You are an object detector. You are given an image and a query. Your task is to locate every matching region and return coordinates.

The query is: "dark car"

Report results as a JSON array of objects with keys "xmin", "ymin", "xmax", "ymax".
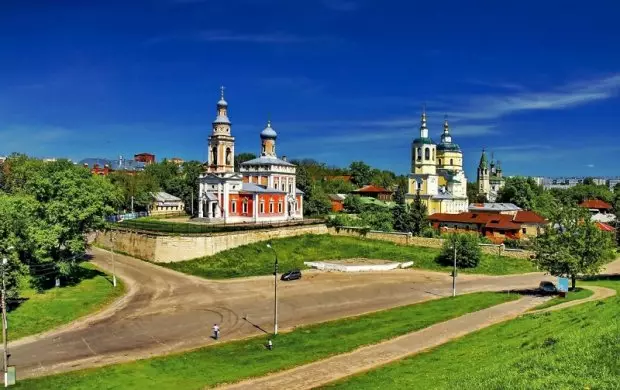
[
  {"xmin": 281, "ymin": 269, "xmax": 302, "ymax": 281},
  {"xmin": 538, "ymin": 281, "xmax": 558, "ymax": 295}
]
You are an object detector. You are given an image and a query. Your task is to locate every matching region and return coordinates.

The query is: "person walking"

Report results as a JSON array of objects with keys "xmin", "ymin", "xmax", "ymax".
[{"xmin": 212, "ymin": 323, "xmax": 220, "ymax": 340}]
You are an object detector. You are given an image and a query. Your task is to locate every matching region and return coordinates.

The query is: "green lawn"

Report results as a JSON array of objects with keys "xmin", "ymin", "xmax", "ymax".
[
  {"xmin": 15, "ymin": 292, "xmax": 517, "ymax": 390},
  {"xmin": 324, "ymin": 277, "xmax": 620, "ymax": 390},
  {"xmin": 9, "ymin": 263, "xmax": 124, "ymax": 340},
  {"xmin": 164, "ymin": 234, "xmax": 537, "ymax": 279},
  {"xmin": 530, "ymin": 287, "xmax": 594, "ymax": 310}
]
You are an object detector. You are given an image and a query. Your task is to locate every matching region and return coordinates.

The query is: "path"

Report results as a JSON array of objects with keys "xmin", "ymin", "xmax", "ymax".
[
  {"xmin": 219, "ymin": 296, "xmax": 549, "ymax": 390},
  {"xmin": 219, "ymin": 282, "xmax": 618, "ymax": 390},
  {"xmin": 7, "ymin": 250, "xmax": 617, "ymax": 380}
]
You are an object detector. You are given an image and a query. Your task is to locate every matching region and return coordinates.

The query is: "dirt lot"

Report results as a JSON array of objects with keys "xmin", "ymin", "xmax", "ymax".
[{"xmin": 8, "ymin": 248, "xmax": 550, "ymax": 379}]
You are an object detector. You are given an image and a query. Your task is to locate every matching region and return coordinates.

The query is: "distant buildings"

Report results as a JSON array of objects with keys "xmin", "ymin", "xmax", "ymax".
[
  {"xmin": 79, "ymin": 154, "xmax": 154, "ymax": 176},
  {"xmin": 169, "ymin": 157, "xmax": 184, "ymax": 165},
  {"xmin": 542, "ymin": 177, "xmax": 617, "ymax": 190}
]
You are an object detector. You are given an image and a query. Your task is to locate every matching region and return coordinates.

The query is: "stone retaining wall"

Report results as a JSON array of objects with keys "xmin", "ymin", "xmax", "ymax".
[
  {"xmin": 95, "ymin": 223, "xmax": 328, "ymax": 263},
  {"xmin": 327, "ymin": 226, "xmax": 534, "ymax": 260}
]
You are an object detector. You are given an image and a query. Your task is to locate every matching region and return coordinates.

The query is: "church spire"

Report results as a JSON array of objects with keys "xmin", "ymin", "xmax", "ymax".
[
  {"xmin": 213, "ymin": 85, "xmax": 231, "ymax": 130},
  {"xmin": 419, "ymin": 105, "xmax": 429, "ymax": 138},
  {"xmin": 479, "ymin": 148, "xmax": 488, "ymax": 168},
  {"xmin": 441, "ymin": 115, "xmax": 452, "ymax": 144}
]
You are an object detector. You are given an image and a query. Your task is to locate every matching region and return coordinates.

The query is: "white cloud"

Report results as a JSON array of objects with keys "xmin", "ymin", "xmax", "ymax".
[
  {"xmin": 450, "ymin": 74, "xmax": 620, "ymax": 120},
  {"xmin": 586, "ymin": 164, "xmax": 595, "ymax": 168}
]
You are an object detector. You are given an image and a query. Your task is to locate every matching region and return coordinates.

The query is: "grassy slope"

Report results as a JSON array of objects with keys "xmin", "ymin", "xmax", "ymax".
[
  {"xmin": 325, "ymin": 277, "xmax": 620, "ymax": 390},
  {"xmin": 15, "ymin": 292, "xmax": 517, "ymax": 390},
  {"xmin": 531, "ymin": 287, "xmax": 594, "ymax": 310},
  {"xmin": 164, "ymin": 234, "xmax": 536, "ymax": 278},
  {"xmin": 9, "ymin": 263, "xmax": 124, "ymax": 340}
]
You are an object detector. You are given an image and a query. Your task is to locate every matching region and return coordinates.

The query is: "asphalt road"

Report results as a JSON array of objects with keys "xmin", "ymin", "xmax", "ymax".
[{"xmin": 6, "ymin": 248, "xmax": 557, "ymax": 379}]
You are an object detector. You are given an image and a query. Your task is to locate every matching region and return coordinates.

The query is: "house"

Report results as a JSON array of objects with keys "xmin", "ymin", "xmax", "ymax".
[
  {"xmin": 353, "ymin": 185, "xmax": 394, "ymax": 201},
  {"xmin": 328, "ymin": 194, "xmax": 347, "ymax": 212},
  {"xmin": 134, "ymin": 153, "xmax": 156, "ymax": 165},
  {"xmin": 150, "ymin": 192, "xmax": 185, "ymax": 215},
  {"xmin": 579, "ymin": 199, "xmax": 616, "ymax": 224},
  {"xmin": 169, "ymin": 157, "xmax": 184, "ymax": 165},
  {"xmin": 321, "ymin": 175, "xmax": 353, "ymax": 183},
  {"xmin": 595, "ymin": 222, "xmax": 615, "ymax": 232},
  {"xmin": 428, "ymin": 209, "xmax": 547, "ymax": 243}
]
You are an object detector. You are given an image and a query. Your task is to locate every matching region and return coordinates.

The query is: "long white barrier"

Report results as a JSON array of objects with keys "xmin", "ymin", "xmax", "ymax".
[{"xmin": 304, "ymin": 261, "xmax": 414, "ymax": 272}]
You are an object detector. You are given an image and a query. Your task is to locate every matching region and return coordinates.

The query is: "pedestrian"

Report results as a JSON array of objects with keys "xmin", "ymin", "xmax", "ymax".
[
  {"xmin": 212, "ymin": 323, "xmax": 220, "ymax": 340},
  {"xmin": 267, "ymin": 339, "xmax": 273, "ymax": 350}
]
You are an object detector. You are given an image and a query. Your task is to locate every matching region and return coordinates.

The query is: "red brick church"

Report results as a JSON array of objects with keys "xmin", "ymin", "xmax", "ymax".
[{"xmin": 197, "ymin": 87, "xmax": 303, "ymax": 223}]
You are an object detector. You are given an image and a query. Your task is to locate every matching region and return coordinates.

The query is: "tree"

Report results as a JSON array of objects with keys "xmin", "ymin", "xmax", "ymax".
[
  {"xmin": 532, "ymin": 191, "xmax": 560, "ymax": 220},
  {"xmin": 343, "ymin": 195, "xmax": 363, "ymax": 214},
  {"xmin": 564, "ymin": 184, "xmax": 613, "ymax": 205},
  {"xmin": 303, "ymin": 182, "xmax": 331, "ymax": 216},
  {"xmin": 1, "ymin": 157, "xmax": 121, "ymax": 288},
  {"xmin": 349, "ymin": 161, "xmax": 373, "ymax": 187},
  {"xmin": 360, "ymin": 208, "xmax": 394, "ymax": 232},
  {"xmin": 0, "ymin": 194, "xmax": 34, "ymax": 298},
  {"xmin": 534, "ymin": 206, "xmax": 615, "ymax": 290},
  {"xmin": 437, "ymin": 233, "xmax": 482, "ymax": 268},
  {"xmin": 108, "ymin": 171, "xmax": 159, "ymax": 212},
  {"xmin": 409, "ymin": 190, "xmax": 428, "ymax": 236},
  {"xmin": 234, "ymin": 153, "xmax": 257, "ymax": 171},
  {"xmin": 496, "ymin": 177, "xmax": 541, "ymax": 209},
  {"xmin": 371, "ymin": 169, "xmax": 396, "ymax": 189}
]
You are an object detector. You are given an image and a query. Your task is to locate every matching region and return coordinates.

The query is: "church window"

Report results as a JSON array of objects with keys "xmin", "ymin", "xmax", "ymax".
[
  {"xmin": 260, "ymin": 202, "xmax": 265, "ymax": 213},
  {"xmin": 425, "ymin": 148, "xmax": 430, "ymax": 160},
  {"xmin": 432, "ymin": 149, "xmax": 435, "ymax": 160},
  {"xmin": 269, "ymin": 202, "xmax": 274, "ymax": 213},
  {"xmin": 278, "ymin": 202, "xmax": 283, "ymax": 213},
  {"xmin": 225, "ymin": 148, "xmax": 232, "ymax": 165},
  {"xmin": 242, "ymin": 199, "xmax": 248, "ymax": 214},
  {"xmin": 211, "ymin": 147, "xmax": 218, "ymax": 165},
  {"xmin": 231, "ymin": 201, "xmax": 237, "ymax": 213},
  {"xmin": 289, "ymin": 184, "xmax": 293, "ymax": 192},
  {"xmin": 438, "ymin": 158, "xmax": 442, "ymax": 166},
  {"xmin": 262, "ymin": 144, "xmax": 266, "ymax": 154},
  {"xmin": 416, "ymin": 147, "xmax": 422, "ymax": 161},
  {"xmin": 450, "ymin": 158, "xmax": 453, "ymax": 166}
]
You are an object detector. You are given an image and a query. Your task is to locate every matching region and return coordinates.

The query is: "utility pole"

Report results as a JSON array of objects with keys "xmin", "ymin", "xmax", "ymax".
[
  {"xmin": 452, "ymin": 240, "xmax": 457, "ymax": 297},
  {"xmin": 131, "ymin": 196, "xmax": 134, "ymax": 214},
  {"xmin": 191, "ymin": 191, "xmax": 194, "ymax": 217},
  {"xmin": 111, "ymin": 233, "xmax": 117, "ymax": 288},
  {"xmin": 2, "ymin": 246, "xmax": 13, "ymax": 387},
  {"xmin": 267, "ymin": 243, "xmax": 278, "ymax": 335}
]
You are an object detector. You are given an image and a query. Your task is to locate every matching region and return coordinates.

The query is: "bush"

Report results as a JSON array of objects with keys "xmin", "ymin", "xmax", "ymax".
[
  {"xmin": 436, "ymin": 233, "xmax": 482, "ymax": 268},
  {"xmin": 503, "ymin": 238, "xmax": 521, "ymax": 249},
  {"xmin": 478, "ymin": 236, "xmax": 493, "ymax": 244}
]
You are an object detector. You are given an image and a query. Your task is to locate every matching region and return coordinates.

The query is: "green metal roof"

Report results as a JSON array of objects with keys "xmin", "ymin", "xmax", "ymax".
[
  {"xmin": 479, "ymin": 150, "xmax": 488, "ymax": 167},
  {"xmin": 413, "ymin": 137, "xmax": 435, "ymax": 145},
  {"xmin": 437, "ymin": 143, "xmax": 461, "ymax": 152}
]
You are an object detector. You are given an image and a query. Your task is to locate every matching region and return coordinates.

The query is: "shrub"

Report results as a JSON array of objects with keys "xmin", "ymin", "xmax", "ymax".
[
  {"xmin": 436, "ymin": 233, "xmax": 482, "ymax": 268},
  {"xmin": 503, "ymin": 238, "xmax": 521, "ymax": 249}
]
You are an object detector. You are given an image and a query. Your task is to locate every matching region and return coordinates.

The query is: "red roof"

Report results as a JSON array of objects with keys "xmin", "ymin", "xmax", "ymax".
[
  {"xmin": 595, "ymin": 222, "xmax": 615, "ymax": 232},
  {"xmin": 429, "ymin": 212, "xmax": 522, "ymax": 230},
  {"xmin": 513, "ymin": 210, "xmax": 547, "ymax": 224},
  {"xmin": 353, "ymin": 185, "xmax": 392, "ymax": 193},
  {"xmin": 579, "ymin": 199, "xmax": 612, "ymax": 210}
]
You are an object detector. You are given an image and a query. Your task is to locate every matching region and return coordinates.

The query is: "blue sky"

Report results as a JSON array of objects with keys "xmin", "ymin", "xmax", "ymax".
[{"xmin": 2, "ymin": 0, "xmax": 620, "ymax": 179}]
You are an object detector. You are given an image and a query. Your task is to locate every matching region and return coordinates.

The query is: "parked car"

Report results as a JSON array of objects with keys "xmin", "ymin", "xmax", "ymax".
[
  {"xmin": 281, "ymin": 269, "xmax": 302, "ymax": 281},
  {"xmin": 538, "ymin": 281, "xmax": 558, "ymax": 294}
]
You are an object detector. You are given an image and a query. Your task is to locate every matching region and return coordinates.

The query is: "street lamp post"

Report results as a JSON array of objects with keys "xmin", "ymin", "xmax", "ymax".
[
  {"xmin": 452, "ymin": 239, "xmax": 457, "ymax": 297},
  {"xmin": 1, "ymin": 246, "xmax": 13, "ymax": 388},
  {"xmin": 266, "ymin": 243, "xmax": 278, "ymax": 335},
  {"xmin": 111, "ymin": 233, "xmax": 117, "ymax": 288}
]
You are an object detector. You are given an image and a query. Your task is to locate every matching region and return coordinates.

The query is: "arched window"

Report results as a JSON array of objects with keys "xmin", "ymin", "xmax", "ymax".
[
  {"xmin": 262, "ymin": 144, "xmax": 266, "ymax": 154},
  {"xmin": 425, "ymin": 148, "xmax": 430, "ymax": 160},
  {"xmin": 438, "ymin": 158, "xmax": 442, "ymax": 166},
  {"xmin": 416, "ymin": 147, "xmax": 422, "ymax": 161},
  {"xmin": 225, "ymin": 148, "xmax": 232, "ymax": 165},
  {"xmin": 432, "ymin": 149, "xmax": 435, "ymax": 160},
  {"xmin": 450, "ymin": 158, "xmax": 453, "ymax": 166},
  {"xmin": 212, "ymin": 147, "xmax": 218, "ymax": 165}
]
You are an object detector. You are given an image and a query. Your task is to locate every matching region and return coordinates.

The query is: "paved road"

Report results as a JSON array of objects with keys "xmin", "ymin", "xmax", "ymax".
[
  {"xmin": 6, "ymin": 248, "xmax": 555, "ymax": 379},
  {"xmin": 221, "ymin": 285, "xmax": 617, "ymax": 390}
]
